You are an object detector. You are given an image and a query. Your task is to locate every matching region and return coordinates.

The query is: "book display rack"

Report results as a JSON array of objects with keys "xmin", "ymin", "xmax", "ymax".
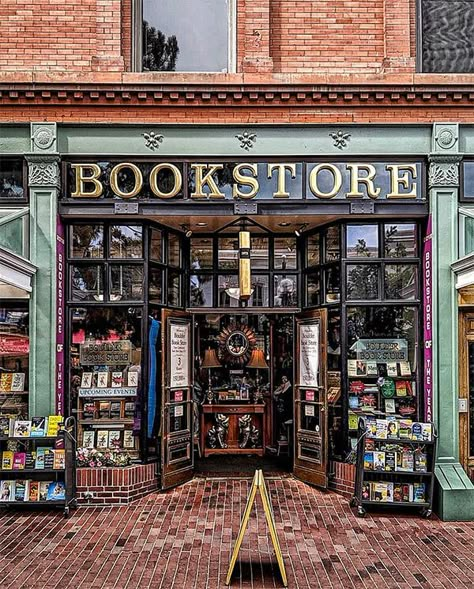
[
  {"xmin": 351, "ymin": 415, "xmax": 436, "ymax": 518},
  {"xmin": 0, "ymin": 416, "xmax": 76, "ymax": 517}
]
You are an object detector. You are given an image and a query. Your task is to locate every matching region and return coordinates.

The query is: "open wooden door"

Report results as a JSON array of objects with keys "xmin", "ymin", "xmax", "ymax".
[
  {"xmin": 160, "ymin": 309, "xmax": 194, "ymax": 490},
  {"xmin": 459, "ymin": 310, "xmax": 474, "ymax": 480},
  {"xmin": 294, "ymin": 309, "xmax": 328, "ymax": 487}
]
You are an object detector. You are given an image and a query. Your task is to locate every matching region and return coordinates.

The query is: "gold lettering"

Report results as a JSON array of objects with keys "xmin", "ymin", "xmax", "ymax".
[
  {"xmin": 109, "ymin": 163, "xmax": 143, "ymax": 199},
  {"xmin": 268, "ymin": 163, "xmax": 297, "ymax": 198},
  {"xmin": 149, "ymin": 163, "xmax": 182, "ymax": 199},
  {"xmin": 191, "ymin": 164, "xmax": 225, "ymax": 199},
  {"xmin": 71, "ymin": 164, "xmax": 103, "ymax": 198},
  {"xmin": 386, "ymin": 164, "xmax": 418, "ymax": 198},
  {"xmin": 308, "ymin": 164, "xmax": 342, "ymax": 199},
  {"xmin": 346, "ymin": 164, "xmax": 381, "ymax": 199},
  {"xmin": 233, "ymin": 164, "xmax": 259, "ymax": 199}
]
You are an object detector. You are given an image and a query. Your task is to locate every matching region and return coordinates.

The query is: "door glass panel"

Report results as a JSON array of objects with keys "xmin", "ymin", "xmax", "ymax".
[
  {"xmin": 324, "ymin": 226, "xmax": 340, "ymax": 262},
  {"xmin": 168, "ymin": 271, "xmax": 181, "ymax": 306},
  {"xmin": 149, "ymin": 267, "xmax": 163, "ymax": 303},
  {"xmin": 248, "ymin": 275, "xmax": 269, "ymax": 307},
  {"xmin": 306, "ymin": 272, "xmax": 320, "ymax": 306},
  {"xmin": 325, "ymin": 266, "xmax": 341, "ymax": 302},
  {"xmin": 168, "ymin": 233, "xmax": 181, "ymax": 267},
  {"xmin": 218, "ymin": 274, "xmax": 239, "ymax": 307},
  {"xmin": 469, "ymin": 343, "xmax": 474, "ymax": 456},
  {"xmin": 190, "ymin": 274, "xmax": 213, "ymax": 307},
  {"xmin": 150, "ymin": 228, "xmax": 162, "ymax": 262}
]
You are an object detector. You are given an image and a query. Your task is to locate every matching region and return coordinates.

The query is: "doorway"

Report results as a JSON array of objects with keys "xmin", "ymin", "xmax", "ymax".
[{"xmin": 459, "ymin": 310, "xmax": 474, "ymax": 479}]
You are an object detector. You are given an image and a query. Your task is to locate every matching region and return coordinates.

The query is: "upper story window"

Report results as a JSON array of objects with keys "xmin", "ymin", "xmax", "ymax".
[
  {"xmin": 138, "ymin": 0, "xmax": 236, "ymax": 73},
  {"xmin": 420, "ymin": 0, "xmax": 474, "ymax": 72},
  {"xmin": 0, "ymin": 159, "xmax": 25, "ymax": 202}
]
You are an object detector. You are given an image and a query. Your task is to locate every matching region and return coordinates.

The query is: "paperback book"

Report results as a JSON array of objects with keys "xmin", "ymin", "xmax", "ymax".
[
  {"xmin": 12, "ymin": 452, "xmax": 26, "ymax": 470},
  {"xmin": 47, "ymin": 481, "xmax": 66, "ymax": 501},
  {"xmin": 13, "ymin": 420, "xmax": 31, "ymax": 437},
  {"xmin": 31, "ymin": 416, "xmax": 47, "ymax": 437}
]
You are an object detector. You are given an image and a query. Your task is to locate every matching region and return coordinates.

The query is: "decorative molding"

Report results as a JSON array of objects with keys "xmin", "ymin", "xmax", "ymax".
[
  {"xmin": 433, "ymin": 122, "xmax": 459, "ymax": 153},
  {"xmin": 26, "ymin": 155, "xmax": 60, "ymax": 189},
  {"xmin": 31, "ymin": 123, "xmax": 56, "ymax": 152},
  {"xmin": 428, "ymin": 156, "xmax": 461, "ymax": 188},
  {"xmin": 329, "ymin": 130, "xmax": 351, "ymax": 150},
  {"xmin": 235, "ymin": 131, "xmax": 257, "ymax": 151},
  {"xmin": 142, "ymin": 131, "xmax": 163, "ymax": 151}
]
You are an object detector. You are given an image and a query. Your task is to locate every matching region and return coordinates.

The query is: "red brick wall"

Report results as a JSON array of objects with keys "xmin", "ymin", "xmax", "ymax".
[{"xmin": 329, "ymin": 460, "xmax": 356, "ymax": 499}]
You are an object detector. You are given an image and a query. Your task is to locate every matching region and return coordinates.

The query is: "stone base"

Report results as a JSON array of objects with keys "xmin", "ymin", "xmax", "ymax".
[
  {"xmin": 435, "ymin": 463, "xmax": 474, "ymax": 521},
  {"xmin": 77, "ymin": 462, "xmax": 158, "ymax": 505},
  {"xmin": 328, "ymin": 460, "xmax": 356, "ymax": 498}
]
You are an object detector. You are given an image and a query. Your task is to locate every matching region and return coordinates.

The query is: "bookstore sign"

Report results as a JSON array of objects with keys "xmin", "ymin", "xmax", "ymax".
[
  {"xmin": 353, "ymin": 339, "xmax": 408, "ymax": 362},
  {"xmin": 80, "ymin": 341, "xmax": 132, "ymax": 365}
]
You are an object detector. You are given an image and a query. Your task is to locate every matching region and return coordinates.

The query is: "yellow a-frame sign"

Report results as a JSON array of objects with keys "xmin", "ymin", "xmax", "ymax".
[{"xmin": 225, "ymin": 469, "xmax": 288, "ymax": 587}]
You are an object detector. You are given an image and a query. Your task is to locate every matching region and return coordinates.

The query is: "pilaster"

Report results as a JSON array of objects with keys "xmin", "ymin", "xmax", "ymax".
[
  {"xmin": 26, "ymin": 122, "xmax": 60, "ymax": 416},
  {"xmin": 430, "ymin": 122, "xmax": 474, "ymax": 520}
]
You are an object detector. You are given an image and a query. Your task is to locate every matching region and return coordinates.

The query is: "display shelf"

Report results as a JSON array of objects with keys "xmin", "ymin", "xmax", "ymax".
[
  {"xmin": 78, "ymin": 419, "xmax": 134, "ymax": 425},
  {"xmin": 0, "ymin": 469, "xmax": 65, "ymax": 474},
  {"xmin": 360, "ymin": 500, "xmax": 430, "ymax": 508},
  {"xmin": 363, "ymin": 470, "xmax": 432, "ymax": 477}
]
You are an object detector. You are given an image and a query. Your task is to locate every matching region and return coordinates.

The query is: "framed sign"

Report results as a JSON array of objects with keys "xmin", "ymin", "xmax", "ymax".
[
  {"xmin": 169, "ymin": 321, "xmax": 190, "ymax": 388},
  {"xmin": 299, "ymin": 323, "xmax": 320, "ymax": 388}
]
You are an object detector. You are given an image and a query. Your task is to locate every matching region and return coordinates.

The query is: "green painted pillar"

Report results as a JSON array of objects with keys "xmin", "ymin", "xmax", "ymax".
[
  {"xmin": 26, "ymin": 123, "xmax": 60, "ymax": 417},
  {"xmin": 430, "ymin": 123, "xmax": 474, "ymax": 520}
]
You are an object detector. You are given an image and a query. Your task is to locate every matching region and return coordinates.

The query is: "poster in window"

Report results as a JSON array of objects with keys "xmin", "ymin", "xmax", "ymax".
[
  {"xmin": 170, "ymin": 322, "xmax": 190, "ymax": 388},
  {"xmin": 299, "ymin": 323, "xmax": 319, "ymax": 388}
]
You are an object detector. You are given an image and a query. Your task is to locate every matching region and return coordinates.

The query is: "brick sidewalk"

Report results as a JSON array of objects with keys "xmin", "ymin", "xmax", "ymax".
[{"xmin": 1, "ymin": 475, "xmax": 474, "ymax": 589}]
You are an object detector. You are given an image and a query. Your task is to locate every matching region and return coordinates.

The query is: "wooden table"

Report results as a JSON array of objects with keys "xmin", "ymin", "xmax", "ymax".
[{"xmin": 200, "ymin": 403, "xmax": 266, "ymax": 457}]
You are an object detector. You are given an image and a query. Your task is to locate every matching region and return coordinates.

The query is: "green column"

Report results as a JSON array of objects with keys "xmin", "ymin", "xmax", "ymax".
[
  {"xmin": 430, "ymin": 123, "xmax": 474, "ymax": 520},
  {"xmin": 26, "ymin": 123, "xmax": 60, "ymax": 417}
]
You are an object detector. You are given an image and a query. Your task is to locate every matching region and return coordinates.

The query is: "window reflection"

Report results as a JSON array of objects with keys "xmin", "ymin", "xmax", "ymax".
[
  {"xmin": 274, "ymin": 275, "xmax": 297, "ymax": 307},
  {"xmin": 191, "ymin": 238, "xmax": 213, "ymax": 269},
  {"xmin": 274, "ymin": 237, "xmax": 297, "ymax": 269},
  {"xmin": 110, "ymin": 225, "xmax": 143, "ymax": 258},
  {"xmin": 384, "ymin": 224, "xmax": 416, "ymax": 257},
  {"xmin": 71, "ymin": 265, "xmax": 103, "ymax": 301},
  {"xmin": 384, "ymin": 264, "xmax": 417, "ymax": 300},
  {"xmin": 251, "ymin": 237, "xmax": 269, "ymax": 269},
  {"xmin": 190, "ymin": 274, "xmax": 213, "ymax": 307},
  {"xmin": 346, "ymin": 264, "xmax": 379, "ymax": 300},
  {"xmin": 218, "ymin": 238, "xmax": 239, "ymax": 270},
  {"xmin": 110, "ymin": 265, "xmax": 144, "ymax": 301},
  {"xmin": 346, "ymin": 225, "xmax": 378, "ymax": 258},
  {"xmin": 0, "ymin": 159, "xmax": 23, "ymax": 199},
  {"xmin": 71, "ymin": 225, "xmax": 104, "ymax": 258},
  {"xmin": 307, "ymin": 234, "xmax": 320, "ymax": 266}
]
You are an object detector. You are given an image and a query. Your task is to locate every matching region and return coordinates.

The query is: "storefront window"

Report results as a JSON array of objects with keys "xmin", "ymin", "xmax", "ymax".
[
  {"xmin": 168, "ymin": 232, "xmax": 181, "ymax": 267},
  {"xmin": 325, "ymin": 226, "xmax": 340, "ymax": 262},
  {"xmin": 110, "ymin": 265, "xmax": 144, "ymax": 301},
  {"xmin": 384, "ymin": 223, "xmax": 416, "ymax": 257},
  {"xmin": 274, "ymin": 237, "xmax": 297, "ymax": 270},
  {"xmin": 150, "ymin": 228, "xmax": 162, "ymax": 262},
  {"xmin": 346, "ymin": 225, "xmax": 378, "ymax": 257},
  {"xmin": 149, "ymin": 267, "xmax": 163, "ymax": 303},
  {"xmin": 168, "ymin": 270, "xmax": 181, "ymax": 306},
  {"xmin": 251, "ymin": 237, "xmax": 269, "ymax": 269},
  {"xmin": 110, "ymin": 225, "xmax": 143, "ymax": 258},
  {"xmin": 0, "ymin": 158, "xmax": 24, "ymax": 200},
  {"xmin": 306, "ymin": 272, "xmax": 320, "ymax": 307},
  {"xmin": 346, "ymin": 264, "xmax": 379, "ymax": 300},
  {"xmin": 191, "ymin": 237, "xmax": 213, "ymax": 269},
  {"xmin": 274, "ymin": 275, "xmax": 297, "ymax": 307},
  {"xmin": 307, "ymin": 234, "xmax": 320, "ymax": 266},
  {"xmin": 384, "ymin": 264, "xmax": 417, "ymax": 300},
  {"xmin": 190, "ymin": 274, "xmax": 213, "ymax": 307},
  {"xmin": 71, "ymin": 225, "xmax": 104, "ymax": 258},
  {"xmin": 218, "ymin": 237, "xmax": 239, "ymax": 270},
  {"xmin": 0, "ymin": 305, "xmax": 29, "ymax": 419},
  {"xmin": 71, "ymin": 265, "xmax": 104, "ymax": 301}
]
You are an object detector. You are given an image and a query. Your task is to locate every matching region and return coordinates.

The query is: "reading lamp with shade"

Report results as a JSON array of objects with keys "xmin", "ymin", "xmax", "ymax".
[
  {"xmin": 202, "ymin": 347, "xmax": 221, "ymax": 404},
  {"xmin": 247, "ymin": 348, "xmax": 268, "ymax": 403}
]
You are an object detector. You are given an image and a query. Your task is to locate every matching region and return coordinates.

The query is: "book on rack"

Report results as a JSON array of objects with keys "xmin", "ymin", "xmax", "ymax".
[
  {"xmin": 361, "ymin": 483, "xmax": 371, "ymax": 500},
  {"xmin": 96, "ymin": 430, "xmax": 108, "ymax": 449},
  {"xmin": 398, "ymin": 419, "xmax": 413, "ymax": 439},
  {"xmin": 111, "ymin": 372, "xmax": 124, "ymax": 388},
  {"xmin": 386, "ymin": 363, "xmax": 398, "ymax": 377},
  {"xmin": 348, "ymin": 412, "xmax": 358, "ymax": 431},
  {"xmin": 347, "ymin": 360, "xmax": 357, "ymax": 377},
  {"xmin": 43, "ymin": 448, "xmax": 54, "ymax": 469},
  {"xmin": 375, "ymin": 420, "xmax": 388, "ymax": 439},
  {"xmin": 123, "ymin": 430, "xmax": 135, "ymax": 449},
  {"xmin": 393, "ymin": 483, "xmax": 404, "ymax": 502},
  {"xmin": 12, "ymin": 452, "xmax": 26, "ymax": 470},
  {"xmin": 373, "ymin": 452, "xmax": 385, "ymax": 471},
  {"xmin": 81, "ymin": 372, "xmax": 93, "ymax": 388},
  {"xmin": 365, "ymin": 416, "xmax": 377, "ymax": 438},
  {"xmin": 421, "ymin": 423, "xmax": 432, "ymax": 442},
  {"xmin": 399, "ymin": 361, "xmax": 411, "ymax": 377},
  {"xmin": 364, "ymin": 452, "xmax": 374, "ymax": 470},
  {"xmin": 414, "ymin": 451, "xmax": 427, "ymax": 472},
  {"xmin": 371, "ymin": 482, "xmax": 393, "ymax": 502},
  {"xmin": 31, "ymin": 417, "xmax": 47, "ymax": 437},
  {"xmin": 13, "ymin": 420, "xmax": 31, "ymax": 437},
  {"xmin": 384, "ymin": 399, "xmax": 396, "ymax": 414},
  {"xmin": 46, "ymin": 415, "xmax": 63, "ymax": 437},
  {"xmin": 39, "ymin": 481, "xmax": 51, "ymax": 501},
  {"xmin": 387, "ymin": 420, "xmax": 399, "ymax": 439},
  {"xmin": 1, "ymin": 451, "xmax": 13, "ymax": 470},
  {"xmin": 96, "ymin": 372, "xmax": 109, "ymax": 388},
  {"xmin": 365, "ymin": 438, "xmax": 375, "ymax": 452},
  {"xmin": 366, "ymin": 362, "xmax": 378, "ymax": 376},
  {"xmin": 34, "ymin": 448, "xmax": 45, "ymax": 469},
  {"xmin": 47, "ymin": 481, "xmax": 65, "ymax": 501},
  {"xmin": 0, "ymin": 373, "xmax": 13, "ymax": 392},
  {"xmin": 83, "ymin": 402, "xmax": 96, "ymax": 419},
  {"xmin": 110, "ymin": 402, "xmax": 121, "ymax": 419},
  {"xmin": 14, "ymin": 480, "xmax": 27, "ymax": 501},
  {"xmin": 99, "ymin": 402, "xmax": 111, "ymax": 419},
  {"xmin": 397, "ymin": 450, "xmax": 414, "ymax": 472},
  {"xmin": 108, "ymin": 431, "xmax": 121, "ymax": 449},
  {"xmin": 25, "ymin": 452, "xmax": 36, "ymax": 469},
  {"xmin": 395, "ymin": 381, "xmax": 407, "ymax": 397},
  {"xmin": 53, "ymin": 449, "xmax": 65, "ymax": 470},
  {"xmin": 0, "ymin": 417, "xmax": 11, "ymax": 436},
  {"xmin": 82, "ymin": 430, "xmax": 95, "ymax": 448},
  {"xmin": 0, "ymin": 480, "xmax": 14, "ymax": 501},
  {"xmin": 410, "ymin": 422, "xmax": 423, "ymax": 440},
  {"xmin": 10, "ymin": 373, "xmax": 25, "ymax": 392},
  {"xmin": 413, "ymin": 483, "xmax": 426, "ymax": 503},
  {"xmin": 28, "ymin": 480, "xmax": 39, "ymax": 502},
  {"xmin": 385, "ymin": 451, "xmax": 397, "ymax": 471}
]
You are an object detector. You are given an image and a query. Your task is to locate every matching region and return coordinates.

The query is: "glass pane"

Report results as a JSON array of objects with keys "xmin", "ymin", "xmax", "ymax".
[
  {"xmin": 325, "ymin": 226, "xmax": 340, "ymax": 262},
  {"xmin": 191, "ymin": 237, "xmax": 213, "ymax": 269},
  {"xmin": 251, "ymin": 237, "xmax": 269, "ymax": 269},
  {"xmin": 346, "ymin": 264, "xmax": 379, "ymax": 300},
  {"xmin": 190, "ymin": 274, "xmax": 213, "ymax": 307},
  {"xmin": 465, "ymin": 217, "xmax": 474, "ymax": 256},
  {"xmin": 218, "ymin": 238, "xmax": 239, "ymax": 270},
  {"xmin": 110, "ymin": 265, "xmax": 144, "ymax": 301},
  {"xmin": 149, "ymin": 267, "xmax": 162, "ymax": 303},
  {"xmin": 0, "ymin": 159, "xmax": 23, "ymax": 199},
  {"xmin": 71, "ymin": 225, "xmax": 104, "ymax": 258},
  {"xmin": 248, "ymin": 275, "xmax": 269, "ymax": 307},
  {"xmin": 306, "ymin": 272, "xmax": 320, "ymax": 306},
  {"xmin": 71, "ymin": 265, "xmax": 104, "ymax": 301},
  {"xmin": 168, "ymin": 233, "xmax": 181, "ymax": 267},
  {"xmin": 346, "ymin": 225, "xmax": 378, "ymax": 258},
  {"xmin": 168, "ymin": 270, "xmax": 181, "ymax": 306},
  {"xmin": 384, "ymin": 264, "xmax": 417, "ymax": 300},
  {"xmin": 469, "ymin": 343, "xmax": 474, "ymax": 456},
  {"xmin": 307, "ymin": 234, "xmax": 320, "ymax": 266},
  {"xmin": 218, "ymin": 274, "xmax": 239, "ymax": 307},
  {"xmin": 150, "ymin": 228, "xmax": 162, "ymax": 262},
  {"xmin": 325, "ymin": 266, "xmax": 341, "ymax": 303},
  {"xmin": 110, "ymin": 225, "xmax": 143, "ymax": 258},
  {"xmin": 0, "ymin": 304, "xmax": 29, "ymax": 419},
  {"xmin": 384, "ymin": 224, "xmax": 416, "ymax": 257},
  {"xmin": 274, "ymin": 237, "xmax": 297, "ymax": 269},
  {"xmin": 274, "ymin": 275, "xmax": 297, "ymax": 307},
  {"xmin": 143, "ymin": 0, "xmax": 229, "ymax": 72}
]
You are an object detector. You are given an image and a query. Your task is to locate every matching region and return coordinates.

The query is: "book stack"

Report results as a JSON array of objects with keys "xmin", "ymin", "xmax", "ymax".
[
  {"xmin": 361, "ymin": 481, "xmax": 426, "ymax": 503},
  {"xmin": 0, "ymin": 479, "xmax": 65, "ymax": 502}
]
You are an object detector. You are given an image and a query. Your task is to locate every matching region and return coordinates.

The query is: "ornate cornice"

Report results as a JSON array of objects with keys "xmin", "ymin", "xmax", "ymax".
[
  {"xmin": 25, "ymin": 154, "xmax": 61, "ymax": 189},
  {"xmin": 3, "ymin": 84, "xmax": 474, "ymax": 107},
  {"xmin": 428, "ymin": 154, "xmax": 462, "ymax": 188}
]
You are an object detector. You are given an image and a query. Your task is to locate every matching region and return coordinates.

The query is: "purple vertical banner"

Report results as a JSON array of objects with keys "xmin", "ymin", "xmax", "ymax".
[
  {"xmin": 423, "ymin": 216, "xmax": 433, "ymax": 423},
  {"xmin": 56, "ymin": 215, "xmax": 65, "ymax": 416}
]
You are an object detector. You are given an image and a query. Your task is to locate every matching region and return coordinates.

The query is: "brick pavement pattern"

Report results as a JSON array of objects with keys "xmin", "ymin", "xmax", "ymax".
[{"xmin": 1, "ymin": 475, "xmax": 474, "ymax": 589}]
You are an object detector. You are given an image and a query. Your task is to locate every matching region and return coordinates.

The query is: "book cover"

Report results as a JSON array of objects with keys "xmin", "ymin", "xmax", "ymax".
[
  {"xmin": 347, "ymin": 360, "xmax": 357, "ymax": 377},
  {"xmin": 13, "ymin": 420, "xmax": 31, "ymax": 437},
  {"xmin": 80, "ymin": 372, "xmax": 93, "ymax": 388},
  {"xmin": 12, "ymin": 452, "xmax": 26, "ymax": 470},
  {"xmin": 53, "ymin": 449, "xmax": 66, "ymax": 470},
  {"xmin": 421, "ymin": 423, "xmax": 432, "ymax": 442},
  {"xmin": 375, "ymin": 420, "xmax": 388, "ymax": 439},
  {"xmin": 123, "ymin": 430, "xmax": 135, "ymax": 449},
  {"xmin": 39, "ymin": 481, "xmax": 50, "ymax": 501},
  {"xmin": 386, "ymin": 363, "xmax": 398, "ymax": 377},
  {"xmin": 14, "ymin": 479, "xmax": 27, "ymax": 501},
  {"xmin": 0, "ymin": 480, "xmax": 14, "ymax": 501},
  {"xmin": 30, "ymin": 416, "xmax": 46, "ymax": 437},
  {"xmin": 373, "ymin": 452, "xmax": 386, "ymax": 471},
  {"xmin": 411, "ymin": 422, "xmax": 423, "ymax": 440},
  {"xmin": 25, "ymin": 452, "xmax": 36, "ymax": 469},
  {"xmin": 399, "ymin": 361, "xmax": 412, "ymax": 377},
  {"xmin": 108, "ymin": 431, "xmax": 121, "ymax": 449},
  {"xmin": 83, "ymin": 402, "xmax": 96, "ymax": 419},
  {"xmin": 82, "ymin": 430, "xmax": 95, "ymax": 448},
  {"xmin": 414, "ymin": 451, "xmax": 427, "ymax": 472},
  {"xmin": 35, "ymin": 448, "xmax": 45, "ymax": 469},
  {"xmin": 0, "ymin": 373, "xmax": 13, "ymax": 392},
  {"xmin": 398, "ymin": 419, "xmax": 413, "ymax": 439},
  {"xmin": 46, "ymin": 415, "xmax": 63, "ymax": 437},
  {"xmin": 348, "ymin": 412, "xmax": 358, "ymax": 431},
  {"xmin": 54, "ymin": 437, "xmax": 65, "ymax": 450},
  {"xmin": 365, "ymin": 438, "xmax": 375, "ymax": 452},
  {"xmin": 413, "ymin": 483, "xmax": 426, "ymax": 503},
  {"xmin": 99, "ymin": 401, "xmax": 111, "ymax": 419},
  {"xmin": 127, "ymin": 371, "xmax": 139, "ymax": 387},
  {"xmin": 28, "ymin": 480, "xmax": 39, "ymax": 502},
  {"xmin": 124, "ymin": 402, "xmax": 135, "ymax": 418},
  {"xmin": 96, "ymin": 430, "xmax": 109, "ymax": 449},
  {"xmin": 402, "ymin": 484, "xmax": 413, "ymax": 502},
  {"xmin": 10, "ymin": 373, "xmax": 25, "ymax": 392},
  {"xmin": 47, "ymin": 481, "xmax": 66, "ymax": 501},
  {"xmin": 385, "ymin": 399, "xmax": 396, "ymax": 414},
  {"xmin": 385, "ymin": 451, "xmax": 397, "ymax": 471},
  {"xmin": 43, "ymin": 448, "xmax": 54, "ymax": 469},
  {"xmin": 398, "ymin": 450, "xmax": 414, "ymax": 472},
  {"xmin": 110, "ymin": 402, "xmax": 121, "ymax": 419},
  {"xmin": 111, "ymin": 372, "xmax": 124, "ymax": 388},
  {"xmin": 366, "ymin": 361, "xmax": 378, "ymax": 376},
  {"xmin": 363, "ymin": 452, "xmax": 374, "ymax": 470},
  {"xmin": 393, "ymin": 483, "xmax": 404, "ymax": 502},
  {"xmin": 361, "ymin": 483, "xmax": 371, "ymax": 501},
  {"xmin": 2, "ymin": 451, "xmax": 13, "ymax": 470},
  {"xmin": 0, "ymin": 417, "xmax": 11, "ymax": 436},
  {"xmin": 387, "ymin": 420, "xmax": 399, "ymax": 439},
  {"xmin": 96, "ymin": 372, "xmax": 109, "ymax": 388},
  {"xmin": 371, "ymin": 482, "xmax": 392, "ymax": 502},
  {"xmin": 395, "ymin": 381, "xmax": 407, "ymax": 397},
  {"xmin": 365, "ymin": 417, "xmax": 377, "ymax": 438}
]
